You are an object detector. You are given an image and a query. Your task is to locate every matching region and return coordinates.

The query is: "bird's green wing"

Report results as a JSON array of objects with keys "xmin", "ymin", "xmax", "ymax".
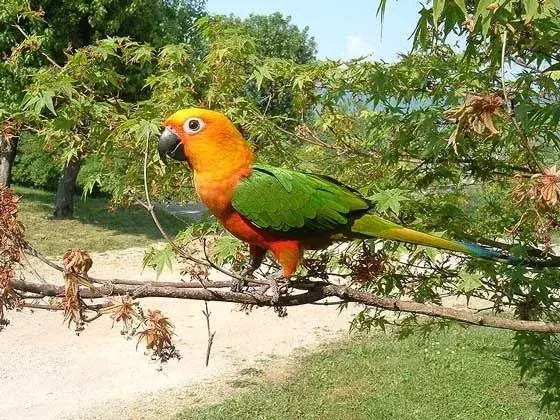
[{"xmin": 232, "ymin": 164, "xmax": 370, "ymax": 234}]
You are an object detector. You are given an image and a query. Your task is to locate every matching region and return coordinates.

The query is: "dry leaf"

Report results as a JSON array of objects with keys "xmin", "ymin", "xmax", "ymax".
[
  {"xmin": 1, "ymin": 120, "xmax": 18, "ymax": 145},
  {"xmin": 533, "ymin": 166, "xmax": 560, "ymax": 206},
  {"xmin": 0, "ymin": 186, "xmax": 24, "ymax": 324},
  {"xmin": 510, "ymin": 167, "xmax": 560, "ymax": 208},
  {"xmin": 445, "ymin": 93, "xmax": 504, "ymax": 151},
  {"xmin": 100, "ymin": 295, "xmax": 139, "ymax": 332},
  {"xmin": 136, "ymin": 309, "xmax": 177, "ymax": 359},
  {"xmin": 463, "ymin": 18, "xmax": 475, "ymax": 33},
  {"xmin": 63, "ymin": 248, "xmax": 93, "ymax": 276}
]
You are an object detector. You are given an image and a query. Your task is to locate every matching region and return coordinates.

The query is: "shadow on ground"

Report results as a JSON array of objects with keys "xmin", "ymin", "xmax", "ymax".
[{"xmin": 14, "ymin": 185, "xmax": 210, "ymax": 255}]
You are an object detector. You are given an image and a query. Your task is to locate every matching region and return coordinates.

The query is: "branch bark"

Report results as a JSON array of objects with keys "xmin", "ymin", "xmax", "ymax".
[
  {"xmin": 10, "ymin": 278, "xmax": 560, "ymax": 333},
  {"xmin": 0, "ymin": 136, "xmax": 18, "ymax": 187}
]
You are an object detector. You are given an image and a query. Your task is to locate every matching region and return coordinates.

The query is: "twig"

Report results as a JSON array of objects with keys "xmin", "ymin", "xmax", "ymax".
[
  {"xmin": 21, "ymin": 303, "xmax": 62, "ymax": 311},
  {"xmin": 141, "ymin": 129, "xmax": 222, "ymax": 365},
  {"xmin": 23, "ymin": 242, "xmax": 63, "ymax": 272},
  {"xmin": 202, "ymin": 301, "xmax": 215, "ymax": 367},
  {"xmin": 13, "ymin": 24, "xmax": 61, "ymax": 69},
  {"xmin": 500, "ymin": 28, "xmax": 544, "ymax": 173},
  {"xmin": 134, "ymin": 203, "xmax": 260, "ymax": 283},
  {"xmin": 23, "ymin": 242, "xmax": 239, "ymax": 288},
  {"xmin": 249, "ymin": 107, "xmax": 376, "ymax": 158},
  {"xmin": 262, "ymin": 92, "xmax": 273, "ymax": 117},
  {"xmin": 20, "ymin": 250, "xmax": 47, "ymax": 283},
  {"xmin": 21, "ymin": 302, "xmax": 111, "ymax": 311}
]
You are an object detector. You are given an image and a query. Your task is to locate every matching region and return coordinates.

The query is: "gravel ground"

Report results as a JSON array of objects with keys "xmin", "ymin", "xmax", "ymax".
[{"xmin": 0, "ymin": 245, "xmax": 357, "ymax": 420}]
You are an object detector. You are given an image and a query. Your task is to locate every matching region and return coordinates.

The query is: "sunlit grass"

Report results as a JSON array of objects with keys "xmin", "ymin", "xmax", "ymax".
[{"xmin": 176, "ymin": 327, "xmax": 552, "ymax": 420}]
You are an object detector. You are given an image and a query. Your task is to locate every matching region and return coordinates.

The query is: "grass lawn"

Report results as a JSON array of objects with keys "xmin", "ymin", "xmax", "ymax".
[
  {"xmin": 176, "ymin": 327, "xmax": 552, "ymax": 420},
  {"xmin": 14, "ymin": 185, "xmax": 187, "ymax": 256}
]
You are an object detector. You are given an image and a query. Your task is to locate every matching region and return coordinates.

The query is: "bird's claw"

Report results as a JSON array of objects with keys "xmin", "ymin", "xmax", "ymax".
[
  {"xmin": 231, "ymin": 265, "xmax": 254, "ymax": 292},
  {"xmin": 231, "ymin": 278, "xmax": 247, "ymax": 293},
  {"xmin": 233, "ymin": 266, "xmax": 288, "ymax": 317},
  {"xmin": 265, "ymin": 274, "xmax": 288, "ymax": 317}
]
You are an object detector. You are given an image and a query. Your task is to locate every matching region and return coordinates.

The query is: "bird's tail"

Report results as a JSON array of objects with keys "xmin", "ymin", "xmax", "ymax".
[{"xmin": 351, "ymin": 214, "xmax": 509, "ymax": 262}]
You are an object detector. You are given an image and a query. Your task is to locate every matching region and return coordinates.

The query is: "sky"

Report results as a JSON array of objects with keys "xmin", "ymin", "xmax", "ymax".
[{"xmin": 206, "ymin": 0, "xmax": 423, "ymax": 62}]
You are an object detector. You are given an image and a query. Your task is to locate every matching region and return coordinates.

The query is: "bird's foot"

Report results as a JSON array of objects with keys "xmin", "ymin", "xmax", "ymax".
[
  {"xmin": 263, "ymin": 273, "xmax": 288, "ymax": 317},
  {"xmin": 231, "ymin": 265, "xmax": 254, "ymax": 293},
  {"xmin": 231, "ymin": 279, "xmax": 246, "ymax": 293},
  {"xmin": 274, "ymin": 305, "xmax": 288, "ymax": 317}
]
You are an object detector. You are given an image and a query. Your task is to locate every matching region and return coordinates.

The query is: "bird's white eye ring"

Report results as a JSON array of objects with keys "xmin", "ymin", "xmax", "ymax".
[{"xmin": 184, "ymin": 117, "xmax": 205, "ymax": 135}]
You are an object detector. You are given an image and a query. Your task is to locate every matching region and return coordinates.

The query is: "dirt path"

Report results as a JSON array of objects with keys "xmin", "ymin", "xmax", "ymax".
[{"xmin": 0, "ymin": 246, "xmax": 357, "ymax": 420}]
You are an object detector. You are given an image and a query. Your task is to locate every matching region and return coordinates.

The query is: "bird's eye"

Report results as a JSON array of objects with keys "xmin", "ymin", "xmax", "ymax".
[{"xmin": 184, "ymin": 117, "xmax": 204, "ymax": 134}]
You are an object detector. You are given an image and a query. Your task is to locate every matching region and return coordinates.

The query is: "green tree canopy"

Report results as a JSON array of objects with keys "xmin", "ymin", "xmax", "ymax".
[{"xmin": 216, "ymin": 12, "xmax": 317, "ymax": 63}]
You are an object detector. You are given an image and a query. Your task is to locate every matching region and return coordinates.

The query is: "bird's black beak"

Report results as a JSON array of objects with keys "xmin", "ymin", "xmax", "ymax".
[{"xmin": 158, "ymin": 128, "xmax": 187, "ymax": 163}]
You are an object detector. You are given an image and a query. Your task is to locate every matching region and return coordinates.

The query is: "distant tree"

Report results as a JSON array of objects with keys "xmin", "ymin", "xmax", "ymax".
[
  {"xmin": 28, "ymin": 0, "xmax": 207, "ymax": 58},
  {"xmin": 220, "ymin": 12, "xmax": 317, "ymax": 64},
  {"xmin": 209, "ymin": 13, "xmax": 317, "ymax": 125}
]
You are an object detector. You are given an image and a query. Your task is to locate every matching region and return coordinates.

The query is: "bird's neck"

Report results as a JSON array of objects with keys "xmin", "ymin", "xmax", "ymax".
[
  {"xmin": 191, "ymin": 148, "xmax": 253, "ymax": 183},
  {"xmin": 186, "ymin": 130, "xmax": 254, "ymax": 183}
]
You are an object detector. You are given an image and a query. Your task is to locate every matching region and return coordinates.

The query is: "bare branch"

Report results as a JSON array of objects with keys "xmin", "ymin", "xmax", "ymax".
[
  {"xmin": 21, "ymin": 302, "xmax": 111, "ymax": 311},
  {"xmin": 13, "ymin": 24, "xmax": 61, "ymax": 69},
  {"xmin": 10, "ymin": 278, "xmax": 325, "ymax": 306},
  {"xmin": 202, "ymin": 301, "xmax": 215, "ymax": 367},
  {"xmin": 23, "ymin": 243, "xmax": 241, "ymax": 289},
  {"xmin": 10, "ymin": 278, "xmax": 560, "ymax": 333},
  {"xmin": 500, "ymin": 28, "xmax": 544, "ymax": 174}
]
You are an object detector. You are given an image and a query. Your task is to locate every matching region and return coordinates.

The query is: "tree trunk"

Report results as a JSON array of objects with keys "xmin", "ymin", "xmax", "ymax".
[
  {"xmin": 0, "ymin": 137, "xmax": 18, "ymax": 187},
  {"xmin": 53, "ymin": 156, "xmax": 83, "ymax": 218}
]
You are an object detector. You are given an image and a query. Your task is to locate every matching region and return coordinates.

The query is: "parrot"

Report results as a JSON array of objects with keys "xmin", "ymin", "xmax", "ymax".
[{"xmin": 158, "ymin": 108, "xmax": 559, "ymax": 295}]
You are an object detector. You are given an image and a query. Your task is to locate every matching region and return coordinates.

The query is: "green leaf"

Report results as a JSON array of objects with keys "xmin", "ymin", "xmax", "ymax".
[
  {"xmin": 376, "ymin": 0, "xmax": 387, "ymax": 20},
  {"xmin": 543, "ymin": 62, "xmax": 560, "ymax": 72},
  {"xmin": 475, "ymin": 0, "xmax": 494, "ymax": 21},
  {"xmin": 545, "ymin": 70, "xmax": 560, "ymax": 81},
  {"xmin": 371, "ymin": 188, "xmax": 408, "ymax": 215},
  {"xmin": 454, "ymin": 0, "xmax": 467, "ymax": 17},
  {"xmin": 43, "ymin": 92, "xmax": 56, "ymax": 115},
  {"xmin": 142, "ymin": 245, "xmax": 174, "ymax": 278},
  {"xmin": 474, "ymin": 0, "xmax": 494, "ymax": 35},
  {"xmin": 433, "ymin": 0, "xmax": 446, "ymax": 27},
  {"xmin": 522, "ymin": 0, "xmax": 538, "ymax": 22},
  {"xmin": 53, "ymin": 117, "xmax": 73, "ymax": 131},
  {"xmin": 251, "ymin": 64, "xmax": 273, "ymax": 91},
  {"xmin": 457, "ymin": 269, "xmax": 483, "ymax": 293},
  {"xmin": 211, "ymin": 235, "xmax": 242, "ymax": 265}
]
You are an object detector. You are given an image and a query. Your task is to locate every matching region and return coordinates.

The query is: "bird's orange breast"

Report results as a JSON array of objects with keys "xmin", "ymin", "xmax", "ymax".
[{"xmin": 195, "ymin": 171, "xmax": 277, "ymax": 245}]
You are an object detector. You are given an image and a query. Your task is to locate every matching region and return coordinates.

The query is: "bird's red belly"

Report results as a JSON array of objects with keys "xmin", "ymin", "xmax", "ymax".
[
  {"xmin": 222, "ymin": 211, "xmax": 278, "ymax": 247},
  {"xmin": 222, "ymin": 211, "xmax": 301, "ymax": 276}
]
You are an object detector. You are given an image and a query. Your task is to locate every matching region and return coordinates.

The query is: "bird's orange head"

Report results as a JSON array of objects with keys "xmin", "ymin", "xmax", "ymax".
[{"xmin": 158, "ymin": 108, "xmax": 253, "ymax": 179}]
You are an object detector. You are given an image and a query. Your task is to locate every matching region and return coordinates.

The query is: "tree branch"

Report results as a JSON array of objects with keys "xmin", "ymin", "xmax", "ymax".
[
  {"xmin": 13, "ymin": 24, "xmax": 61, "ymax": 69},
  {"xmin": 500, "ymin": 28, "xmax": 544, "ymax": 174},
  {"xmin": 22, "ymin": 242, "xmax": 237, "ymax": 289},
  {"xmin": 10, "ymin": 278, "xmax": 560, "ymax": 333}
]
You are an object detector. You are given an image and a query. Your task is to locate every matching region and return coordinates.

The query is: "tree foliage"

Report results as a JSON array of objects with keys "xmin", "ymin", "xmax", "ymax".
[
  {"xmin": 2, "ymin": 0, "xmax": 560, "ymax": 410},
  {"xmin": 1, "ymin": 0, "xmax": 207, "ymax": 210},
  {"xmin": 215, "ymin": 12, "xmax": 317, "ymax": 63}
]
